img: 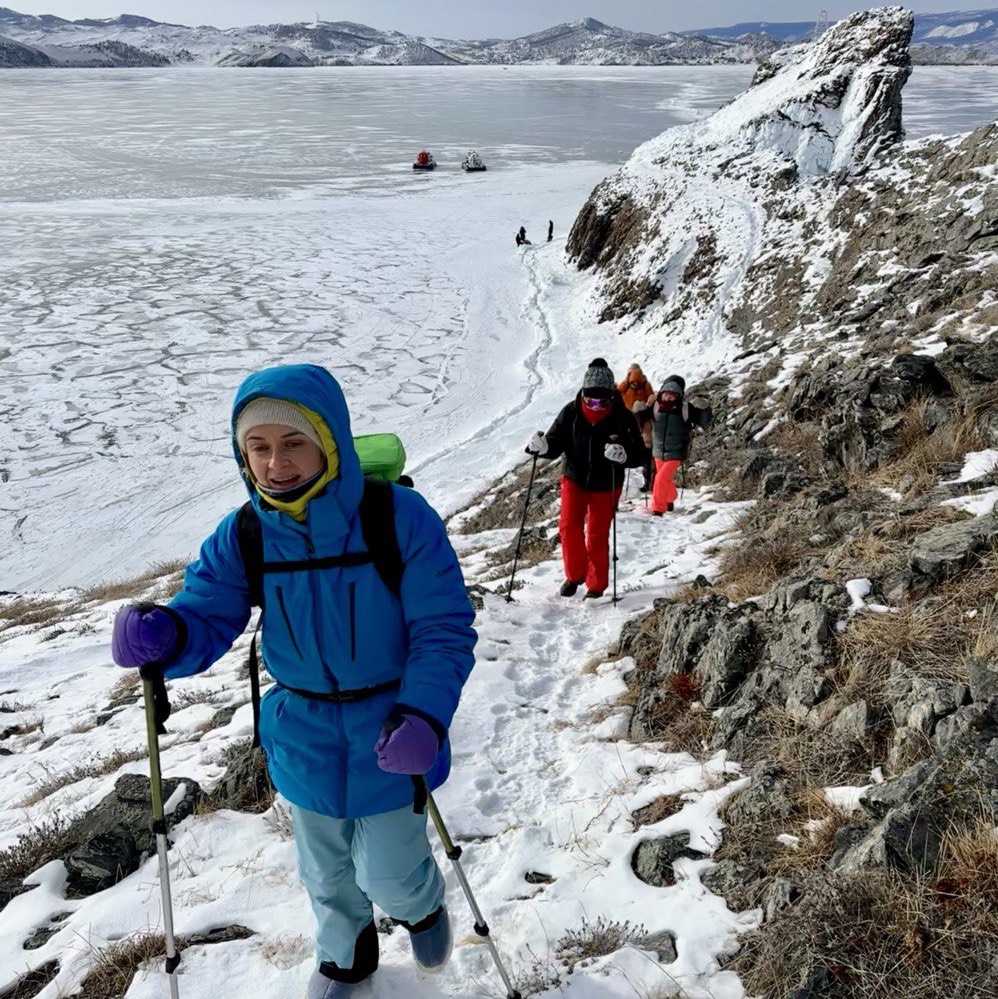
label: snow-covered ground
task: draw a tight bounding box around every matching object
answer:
[0,483,756,999]
[1,64,995,999]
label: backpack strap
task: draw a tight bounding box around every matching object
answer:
[236,479,406,747]
[235,479,404,605]
[358,477,405,598]
[236,502,265,609]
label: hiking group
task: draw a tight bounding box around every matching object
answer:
[526,357,712,599]
[110,357,710,998]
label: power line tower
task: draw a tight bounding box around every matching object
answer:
[813,9,830,42]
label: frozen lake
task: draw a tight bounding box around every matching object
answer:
[1,65,996,590]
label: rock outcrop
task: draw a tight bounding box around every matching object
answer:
[564,18,998,988]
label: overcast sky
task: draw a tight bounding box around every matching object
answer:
[10,2,954,35]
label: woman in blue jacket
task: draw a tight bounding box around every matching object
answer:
[111,364,477,999]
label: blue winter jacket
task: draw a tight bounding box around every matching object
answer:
[164,364,477,818]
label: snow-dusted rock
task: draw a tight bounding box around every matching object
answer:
[568,7,915,326]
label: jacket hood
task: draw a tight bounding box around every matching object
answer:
[658,374,686,396]
[231,365,364,519]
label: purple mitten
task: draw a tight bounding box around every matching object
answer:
[111,604,180,669]
[374,714,441,774]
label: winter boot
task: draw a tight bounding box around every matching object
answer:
[406,906,452,974]
[306,969,355,999]
[583,589,604,600]
[667,502,675,512]
[560,579,584,597]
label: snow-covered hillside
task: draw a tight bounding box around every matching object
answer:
[690,7,998,48]
[0,8,770,67]
[567,7,914,342]
[689,8,998,63]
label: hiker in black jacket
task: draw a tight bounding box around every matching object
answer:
[651,374,712,515]
[526,358,643,598]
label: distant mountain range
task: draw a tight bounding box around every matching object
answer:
[690,8,998,46]
[0,7,995,68]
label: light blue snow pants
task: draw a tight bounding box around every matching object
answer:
[291,802,446,970]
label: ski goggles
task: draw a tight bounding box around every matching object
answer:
[583,395,611,411]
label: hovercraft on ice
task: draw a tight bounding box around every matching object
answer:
[461,150,487,173]
[412,150,436,171]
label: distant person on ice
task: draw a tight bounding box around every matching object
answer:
[547,219,554,242]
[526,358,643,598]
[518,225,531,245]
[111,364,476,999]
[651,374,712,516]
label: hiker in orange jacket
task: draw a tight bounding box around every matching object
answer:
[617,364,655,411]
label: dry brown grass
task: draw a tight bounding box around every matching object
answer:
[79,560,187,605]
[0,817,78,885]
[739,707,880,789]
[874,398,984,497]
[731,815,998,999]
[836,545,998,700]
[714,515,820,600]
[200,740,275,814]
[75,933,169,999]
[170,688,220,711]
[75,927,256,999]
[554,916,648,973]
[478,530,557,584]
[0,959,59,999]
[634,672,712,755]
[631,795,684,828]
[106,672,141,709]
[828,504,973,580]
[716,465,762,502]
[19,749,146,807]
[768,787,857,878]
[767,420,824,475]
[0,597,66,634]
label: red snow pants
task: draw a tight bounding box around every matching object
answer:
[560,477,622,594]
[652,459,683,513]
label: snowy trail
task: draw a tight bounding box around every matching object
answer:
[0,487,755,999]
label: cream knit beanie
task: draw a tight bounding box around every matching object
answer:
[236,398,323,452]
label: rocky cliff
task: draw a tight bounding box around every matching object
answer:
[560,7,998,996]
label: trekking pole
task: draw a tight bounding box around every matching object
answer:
[418,777,522,999]
[505,453,539,602]
[140,664,181,999]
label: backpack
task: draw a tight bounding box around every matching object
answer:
[236,433,410,745]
